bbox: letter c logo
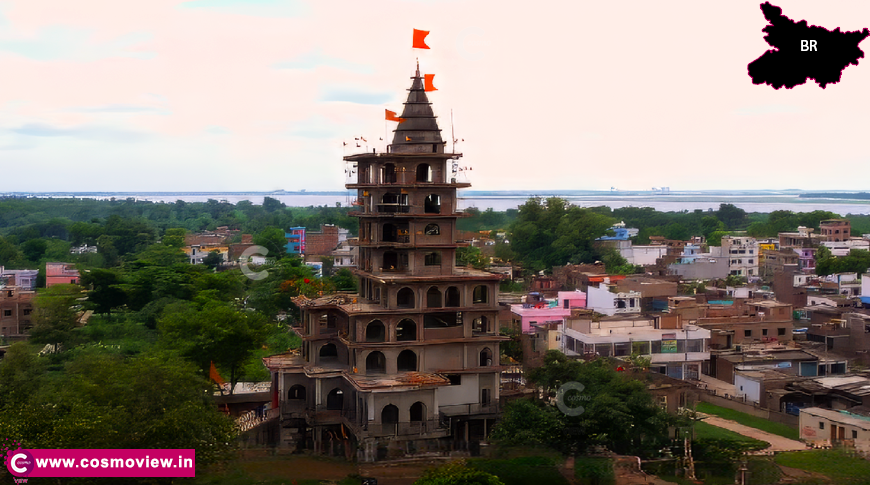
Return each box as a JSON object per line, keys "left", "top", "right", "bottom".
{"left": 10, "top": 453, "right": 28, "bottom": 473}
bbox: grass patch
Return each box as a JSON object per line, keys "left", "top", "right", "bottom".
{"left": 574, "top": 457, "right": 615, "bottom": 485}
{"left": 696, "top": 402, "right": 799, "bottom": 440}
{"left": 193, "top": 455, "right": 359, "bottom": 485}
{"left": 694, "top": 421, "right": 768, "bottom": 448}
{"left": 468, "top": 456, "right": 569, "bottom": 485}
{"left": 776, "top": 449, "right": 870, "bottom": 483}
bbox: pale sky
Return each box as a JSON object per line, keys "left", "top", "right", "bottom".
{"left": 1, "top": 0, "right": 869, "bottom": 193}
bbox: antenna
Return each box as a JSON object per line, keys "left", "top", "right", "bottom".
{"left": 451, "top": 109, "right": 455, "bottom": 153}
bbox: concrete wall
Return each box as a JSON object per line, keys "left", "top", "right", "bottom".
{"left": 699, "top": 392, "right": 799, "bottom": 427}
{"left": 438, "top": 373, "right": 480, "bottom": 405}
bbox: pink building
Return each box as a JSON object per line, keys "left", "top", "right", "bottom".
{"left": 45, "top": 262, "right": 80, "bottom": 288}
{"left": 511, "top": 290, "right": 586, "bottom": 334}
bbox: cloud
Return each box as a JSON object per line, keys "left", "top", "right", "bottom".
{"left": 206, "top": 126, "right": 231, "bottom": 135}
{"left": 69, "top": 104, "right": 169, "bottom": 115}
{"left": 734, "top": 104, "right": 805, "bottom": 116}
{"left": 178, "top": 0, "right": 309, "bottom": 17}
{"left": 7, "top": 123, "right": 150, "bottom": 142}
{"left": 285, "top": 116, "right": 342, "bottom": 139}
{"left": 319, "top": 86, "right": 393, "bottom": 105}
{"left": 0, "top": 28, "right": 154, "bottom": 61}
{"left": 273, "top": 48, "right": 373, "bottom": 73}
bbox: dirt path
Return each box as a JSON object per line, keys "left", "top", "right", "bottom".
{"left": 700, "top": 415, "right": 808, "bottom": 452}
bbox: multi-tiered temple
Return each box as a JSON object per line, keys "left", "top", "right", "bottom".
{"left": 266, "top": 66, "right": 505, "bottom": 461}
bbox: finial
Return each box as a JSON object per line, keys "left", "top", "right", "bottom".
{"left": 416, "top": 58, "right": 420, "bottom": 77}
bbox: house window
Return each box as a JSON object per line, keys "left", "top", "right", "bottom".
{"left": 778, "top": 328, "right": 786, "bottom": 336}
{"left": 853, "top": 430, "right": 858, "bottom": 439}
{"left": 744, "top": 330, "right": 752, "bottom": 337}
{"left": 424, "top": 252, "right": 442, "bottom": 266}
{"left": 425, "top": 223, "right": 440, "bottom": 235}
{"left": 2, "top": 310, "right": 10, "bottom": 317}
{"left": 762, "top": 329, "right": 768, "bottom": 336}
{"left": 23, "top": 309, "right": 31, "bottom": 316}
{"left": 656, "top": 396, "right": 667, "bottom": 410}
{"left": 447, "top": 374, "right": 461, "bottom": 385}
{"left": 819, "top": 422, "right": 825, "bottom": 430}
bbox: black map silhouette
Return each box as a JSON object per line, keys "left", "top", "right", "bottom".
{"left": 748, "top": 2, "right": 869, "bottom": 89}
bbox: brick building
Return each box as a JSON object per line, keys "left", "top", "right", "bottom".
{"left": 0, "top": 287, "right": 35, "bottom": 342}
{"left": 45, "top": 262, "right": 80, "bottom": 288}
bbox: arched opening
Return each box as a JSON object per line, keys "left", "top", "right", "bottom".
{"left": 410, "top": 401, "right": 426, "bottom": 422}
{"left": 288, "top": 385, "right": 306, "bottom": 400}
{"left": 366, "top": 351, "right": 386, "bottom": 375}
{"left": 427, "top": 286, "right": 442, "bottom": 308}
{"left": 397, "top": 349, "right": 417, "bottom": 372}
{"left": 326, "top": 388, "right": 343, "bottom": 410}
{"left": 473, "top": 316, "right": 488, "bottom": 333}
{"left": 319, "top": 343, "right": 338, "bottom": 362}
{"left": 365, "top": 320, "right": 386, "bottom": 342}
{"left": 479, "top": 347, "right": 493, "bottom": 367}
{"left": 383, "top": 251, "right": 398, "bottom": 270}
{"left": 416, "top": 163, "right": 432, "bottom": 183}
{"left": 424, "top": 194, "right": 441, "bottom": 214}
{"left": 382, "top": 223, "right": 398, "bottom": 242}
{"left": 381, "top": 404, "right": 399, "bottom": 424}
{"left": 445, "top": 286, "right": 461, "bottom": 307}
{"left": 617, "top": 300, "right": 627, "bottom": 309}
{"left": 396, "top": 287, "right": 415, "bottom": 308}
{"left": 473, "top": 285, "right": 488, "bottom": 304}
{"left": 425, "top": 223, "right": 440, "bottom": 235}
{"left": 396, "top": 319, "right": 417, "bottom": 341}
{"left": 383, "top": 163, "right": 397, "bottom": 184}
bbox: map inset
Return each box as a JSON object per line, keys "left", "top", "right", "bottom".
{"left": 748, "top": 2, "right": 869, "bottom": 89}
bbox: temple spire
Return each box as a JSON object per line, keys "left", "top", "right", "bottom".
{"left": 390, "top": 63, "right": 443, "bottom": 153}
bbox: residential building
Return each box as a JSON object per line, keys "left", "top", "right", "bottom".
{"left": 720, "top": 236, "right": 759, "bottom": 278}
{"left": 285, "top": 227, "right": 306, "bottom": 255}
{"left": 561, "top": 310, "right": 710, "bottom": 380}
{"left": 45, "top": 262, "right": 80, "bottom": 287}
{"left": 822, "top": 239, "right": 870, "bottom": 256}
{"left": 510, "top": 290, "right": 586, "bottom": 334}
{"left": 0, "top": 287, "right": 35, "bottom": 343}
{"left": 800, "top": 407, "right": 870, "bottom": 452}
{"left": 304, "top": 224, "right": 350, "bottom": 263}
{"left": 0, "top": 267, "right": 38, "bottom": 291}
{"left": 820, "top": 219, "right": 852, "bottom": 242}
{"left": 265, "top": 66, "right": 505, "bottom": 460}
{"left": 779, "top": 226, "right": 824, "bottom": 249}
{"left": 586, "top": 284, "right": 641, "bottom": 316}
{"left": 185, "top": 245, "right": 228, "bottom": 265}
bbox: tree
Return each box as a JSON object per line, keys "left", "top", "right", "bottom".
{"left": 330, "top": 268, "right": 357, "bottom": 292}
{"left": 253, "top": 227, "right": 288, "bottom": 260}
{"left": 202, "top": 250, "right": 223, "bottom": 270}
{"left": 162, "top": 227, "right": 186, "bottom": 247}
{"left": 157, "top": 300, "right": 270, "bottom": 393}
{"left": 30, "top": 284, "right": 83, "bottom": 345}
{"left": 80, "top": 268, "right": 127, "bottom": 317}
{"left": 716, "top": 204, "right": 747, "bottom": 229}
{"left": 457, "top": 246, "right": 487, "bottom": 269}
{"left": 415, "top": 461, "right": 504, "bottom": 485}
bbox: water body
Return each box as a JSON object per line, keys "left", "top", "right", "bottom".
{"left": 9, "top": 191, "right": 870, "bottom": 215}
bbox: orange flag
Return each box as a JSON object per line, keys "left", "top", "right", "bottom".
{"left": 209, "top": 361, "right": 225, "bottom": 386}
{"left": 424, "top": 74, "right": 437, "bottom": 92}
{"left": 412, "top": 29, "right": 430, "bottom": 49}
{"left": 385, "top": 109, "right": 405, "bottom": 123}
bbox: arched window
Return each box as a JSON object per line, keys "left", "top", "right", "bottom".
{"left": 288, "top": 385, "right": 306, "bottom": 400}
{"left": 397, "top": 349, "right": 417, "bottom": 372}
{"left": 445, "top": 286, "right": 461, "bottom": 307}
{"left": 425, "top": 223, "right": 440, "bottom": 235}
{"left": 396, "top": 319, "right": 417, "bottom": 341}
{"left": 410, "top": 402, "right": 426, "bottom": 422}
{"left": 396, "top": 287, "right": 415, "bottom": 308}
{"left": 479, "top": 347, "right": 493, "bottom": 367}
{"left": 381, "top": 404, "right": 399, "bottom": 424}
{"left": 319, "top": 343, "right": 338, "bottom": 361}
{"left": 416, "top": 163, "right": 432, "bottom": 183}
{"left": 472, "top": 316, "right": 488, "bottom": 333}
{"left": 424, "top": 194, "right": 441, "bottom": 214}
{"left": 383, "top": 163, "right": 397, "bottom": 184}
{"left": 616, "top": 300, "right": 626, "bottom": 309}
{"left": 427, "top": 286, "right": 442, "bottom": 308}
{"left": 366, "top": 351, "right": 386, "bottom": 375}
{"left": 326, "top": 388, "right": 343, "bottom": 410}
{"left": 473, "top": 285, "right": 488, "bottom": 304}
{"left": 365, "top": 320, "right": 386, "bottom": 342}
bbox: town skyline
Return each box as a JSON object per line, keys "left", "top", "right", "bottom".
{"left": 1, "top": 0, "right": 869, "bottom": 193}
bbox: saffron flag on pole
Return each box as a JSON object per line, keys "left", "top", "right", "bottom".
{"left": 209, "top": 361, "right": 225, "bottom": 386}
{"left": 412, "top": 29, "right": 430, "bottom": 49}
{"left": 424, "top": 74, "right": 437, "bottom": 92}
{"left": 385, "top": 109, "right": 405, "bottom": 123}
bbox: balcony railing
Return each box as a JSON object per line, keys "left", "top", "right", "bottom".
{"left": 377, "top": 204, "right": 410, "bottom": 214}
{"left": 439, "top": 403, "right": 499, "bottom": 416}
{"left": 364, "top": 420, "right": 444, "bottom": 437}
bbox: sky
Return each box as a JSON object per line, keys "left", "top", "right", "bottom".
{"left": 1, "top": 0, "right": 869, "bottom": 193}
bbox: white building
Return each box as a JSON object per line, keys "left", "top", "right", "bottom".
{"left": 586, "top": 284, "right": 641, "bottom": 316}
{"left": 721, "top": 236, "right": 759, "bottom": 278}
